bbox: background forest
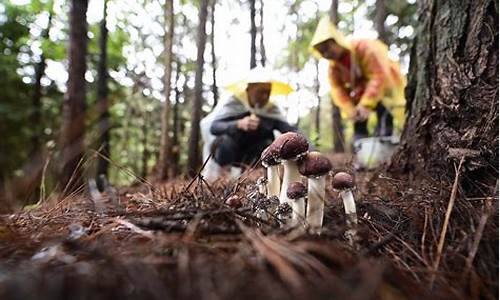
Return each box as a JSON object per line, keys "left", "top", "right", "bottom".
{"left": 0, "top": 0, "right": 417, "bottom": 205}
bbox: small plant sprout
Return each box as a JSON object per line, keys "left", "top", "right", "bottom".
{"left": 286, "top": 182, "right": 307, "bottom": 227}
{"left": 256, "top": 176, "right": 267, "bottom": 195}
{"left": 272, "top": 132, "right": 309, "bottom": 206}
{"left": 331, "top": 172, "right": 357, "bottom": 226}
{"left": 260, "top": 146, "right": 281, "bottom": 198}
{"left": 298, "top": 151, "right": 332, "bottom": 234}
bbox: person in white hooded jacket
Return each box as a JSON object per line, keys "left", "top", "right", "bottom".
{"left": 200, "top": 67, "right": 296, "bottom": 182}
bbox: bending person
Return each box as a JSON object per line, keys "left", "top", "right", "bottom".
{"left": 310, "top": 16, "right": 406, "bottom": 142}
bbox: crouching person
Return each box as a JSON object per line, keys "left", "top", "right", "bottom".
{"left": 201, "top": 67, "right": 297, "bottom": 182}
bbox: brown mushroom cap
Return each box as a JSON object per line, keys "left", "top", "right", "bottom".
{"left": 287, "top": 182, "right": 307, "bottom": 199}
{"left": 331, "top": 172, "right": 355, "bottom": 190}
{"left": 225, "top": 195, "right": 242, "bottom": 208}
{"left": 298, "top": 151, "right": 332, "bottom": 177}
{"left": 261, "top": 145, "right": 280, "bottom": 166}
{"left": 272, "top": 132, "right": 309, "bottom": 160}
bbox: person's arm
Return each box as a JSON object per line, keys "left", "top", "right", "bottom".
{"left": 274, "top": 119, "right": 298, "bottom": 133}
{"left": 210, "top": 116, "right": 242, "bottom": 136}
{"left": 355, "top": 41, "right": 387, "bottom": 109}
{"left": 328, "top": 63, "right": 355, "bottom": 116}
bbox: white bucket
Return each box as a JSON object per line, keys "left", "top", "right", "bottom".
{"left": 353, "top": 136, "right": 399, "bottom": 169}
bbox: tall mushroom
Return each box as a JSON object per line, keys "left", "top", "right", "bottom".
{"left": 286, "top": 182, "right": 307, "bottom": 227}
{"left": 331, "top": 172, "right": 357, "bottom": 226}
{"left": 272, "top": 132, "right": 309, "bottom": 206}
{"left": 298, "top": 151, "right": 332, "bottom": 233}
{"left": 260, "top": 146, "right": 281, "bottom": 198}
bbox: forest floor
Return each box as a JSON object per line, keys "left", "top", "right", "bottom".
{"left": 0, "top": 154, "right": 497, "bottom": 300}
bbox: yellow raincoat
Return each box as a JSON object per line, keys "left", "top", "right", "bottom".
{"left": 310, "top": 17, "right": 406, "bottom": 129}
{"left": 225, "top": 66, "right": 294, "bottom": 109}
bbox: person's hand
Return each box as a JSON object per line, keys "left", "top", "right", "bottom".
{"left": 237, "top": 115, "right": 260, "bottom": 132}
{"left": 350, "top": 105, "right": 371, "bottom": 121}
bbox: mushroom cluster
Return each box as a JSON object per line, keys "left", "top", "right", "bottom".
{"left": 255, "top": 132, "right": 359, "bottom": 234}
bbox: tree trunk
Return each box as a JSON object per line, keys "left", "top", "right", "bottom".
{"left": 158, "top": 0, "right": 175, "bottom": 180}
{"left": 374, "top": 0, "right": 389, "bottom": 44}
{"left": 391, "top": 0, "right": 498, "bottom": 196}
{"left": 187, "top": 0, "right": 209, "bottom": 176}
{"left": 329, "top": 0, "right": 344, "bottom": 153}
{"left": 141, "top": 111, "right": 149, "bottom": 179}
{"left": 96, "top": 0, "right": 109, "bottom": 191}
{"left": 172, "top": 62, "right": 181, "bottom": 176}
{"left": 30, "top": 8, "right": 53, "bottom": 158}
{"left": 210, "top": 0, "right": 218, "bottom": 108}
{"left": 59, "top": 0, "right": 89, "bottom": 194}
{"left": 249, "top": 0, "right": 257, "bottom": 69}
{"left": 329, "top": 0, "right": 338, "bottom": 24}
{"left": 258, "top": 0, "right": 266, "bottom": 67}
{"left": 313, "top": 61, "right": 321, "bottom": 146}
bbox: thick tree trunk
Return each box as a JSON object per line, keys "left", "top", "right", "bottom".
{"left": 158, "top": 0, "right": 175, "bottom": 180}
{"left": 258, "top": 0, "right": 266, "bottom": 67}
{"left": 329, "top": 0, "right": 344, "bottom": 153}
{"left": 96, "top": 0, "right": 109, "bottom": 190}
{"left": 30, "top": 10, "right": 53, "bottom": 158}
{"left": 210, "top": 0, "right": 218, "bottom": 108}
{"left": 374, "top": 0, "right": 389, "bottom": 44}
{"left": 249, "top": 0, "right": 257, "bottom": 69}
{"left": 59, "top": 0, "right": 88, "bottom": 194}
{"left": 391, "top": 0, "right": 498, "bottom": 196}
{"left": 187, "top": 0, "right": 209, "bottom": 176}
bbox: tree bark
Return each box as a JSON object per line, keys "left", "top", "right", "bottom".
{"left": 59, "top": 0, "right": 89, "bottom": 194}
{"left": 187, "top": 0, "right": 209, "bottom": 176}
{"left": 249, "top": 0, "right": 257, "bottom": 69}
{"left": 374, "top": 0, "right": 389, "bottom": 44}
{"left": 158, "top": 0, "right": 175, "bottom": 180}
{"left": 96, "top": 0, "right": 110, "bottom": 190}
{"left": 210, "top": 0, "right": 218, "bottom": 108}
{"left": 391, "top": 0, "right": 498, "bottom": 196}
{"left": 329, "top": 0, "right": 344, "bottom": 153}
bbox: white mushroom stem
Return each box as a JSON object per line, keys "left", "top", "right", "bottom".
{"left": 266, "top": 165, "right": 281, "bottom": 197}
{"left": 290, "top": 198, "right": 306, "bottom": 227}
{"left": 257, "top": 181, "right": 266, "bottom": 195}
{"left": 279, "top": 160, "right": 301, "bottom": 205}
{"left": 340, "top": 189, "right": 358, "bottom": 226}
{"left": 306, "top": 176, "right": 326, "bottom": 233}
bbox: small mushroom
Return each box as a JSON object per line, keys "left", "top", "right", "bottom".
{"left": 276, "top": 202, "right": 293, "bottom": 224}
{"left": 256, "top": 176, "right": 267, "bottom": 195}
{"left": 332, "top": 172, "right": 357, "bottom": 226}
{"left": 271, "top": 132, "right": 309, "bottom": 207}
{"left": 286, "top": 182, "right": 307, "bottom": 227}
{"left": 298, "top": 151, "right": 332, "bottom": 233}
{"left": 261, "top": 146, "right": 281, "bottom": 198}
{"left": 225, "top": 195, "right": 242, "bottom": 209}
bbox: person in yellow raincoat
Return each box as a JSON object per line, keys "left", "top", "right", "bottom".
{"left": 200, "top": 67, "right": 297, "bottom": 181}
{"left": 310, "top": 16, "right": 406, "bottom": 142}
